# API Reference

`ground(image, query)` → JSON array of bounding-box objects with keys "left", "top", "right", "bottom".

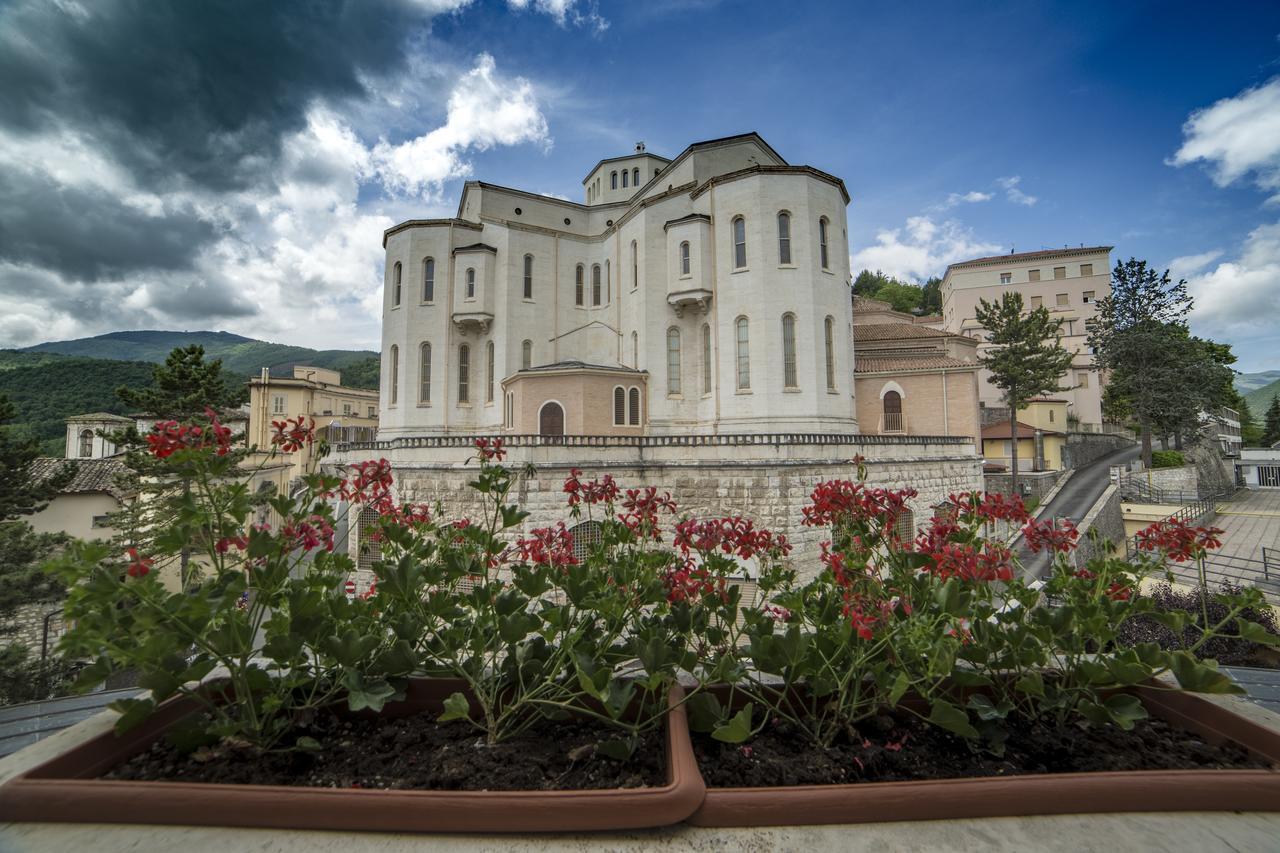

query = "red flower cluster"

[
  {"left": 619, "top": 487, "right": 678, "bottom": 538},
  {"left": 1073, "top": 568, "right": 1132, "bottom": 601},
  {"left": 281, "top": 514, "right": 335, "bottom": 553},
  {"left": 1134, "top": 519, "right": 1224, "bottom": 563},
  {"left": 844, "top": 595, "right": 880, "bottom": 641},
  {"left": 563, "top": 468, "right": 620, "bottom": 507},
  {"left": 270, "top": 416, "right": 316, "bottom": 452},
  {"left": 925, "top": 541, "right": 1015, "bottom": 582},
  {"left": 215, "top": 534, "right": 248, "bottom": 554},
  {"left": 125, "top": 547, "right": 152, "bottom": 578},
  {"left": 945, "top": 492, "right": 1031, "bottom": 525},
  {"left": 672, "top": 516, "right": 791, "bottom": 560},
  {"left": 475, "top": 437, "right": 506, "bottom": 461},
  {"left": 802, "top": 480, "right": 918, "bottom": 536},
  {"left": 1022, "top": 517, "right": 1079, "bottom": 554},
  {"left": 663, "top": 558, "right": 726, "bottom": 604},
  {"left": 147, "top": 408, "right": 234, "bottom": 459},
  {"left": 513, "top": 522, "right": 578, "bottom": 567},
  {"left": 379, "top": 501, "right": 432, "bottom": 529},
  {"left": 341, "top": 459, "right": 394, "bottom": 505}
]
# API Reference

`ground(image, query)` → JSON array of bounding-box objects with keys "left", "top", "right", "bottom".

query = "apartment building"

[
  {"left": 248, "top": 366, "right": 379, "bottom": 480},
  {"left": 941, "top": 246, "right": 1111, "bottom": 425}
]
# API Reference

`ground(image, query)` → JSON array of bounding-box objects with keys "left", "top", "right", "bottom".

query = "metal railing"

[{"left": 878, "top": 412, "right": 906, "bottom": 433}]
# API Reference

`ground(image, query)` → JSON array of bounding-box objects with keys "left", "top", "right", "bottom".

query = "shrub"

[
  {"left": 1151, "top": 450, "right": 1185, "bottom": 469},
  {"left": 1119, "top": 582, "right": 1280, "bottom": 666}
]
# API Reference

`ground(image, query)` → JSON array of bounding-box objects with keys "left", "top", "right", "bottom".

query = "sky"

[{"left": 2, "top": 0, "right": 1279, "bottom": 370}]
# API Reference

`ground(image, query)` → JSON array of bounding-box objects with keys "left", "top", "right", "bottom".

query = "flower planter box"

[
  {"left": 688, "top": 685, "right": 1280, "bottom": 827},
  {"left": 0, "top": 679, "right": 703, "bottom": 833}
]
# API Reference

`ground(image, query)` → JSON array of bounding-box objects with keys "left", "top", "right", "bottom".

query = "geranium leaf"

[
  {"left": 438, "top": 691, "right": 471, "bottom": 723},
  {"left": 927, "top": 699, "right": 978, "bottom": 739},
  {"left": 711, "top": 703, "right": 754, "bottom": 743}
]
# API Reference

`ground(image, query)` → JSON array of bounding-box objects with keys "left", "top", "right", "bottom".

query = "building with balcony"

[
  {"left": 248, "top": 366, "right": 379, "bottom": 481},
  {"left": 941, "top": 246, "right": 1111, "bottom": 424}
]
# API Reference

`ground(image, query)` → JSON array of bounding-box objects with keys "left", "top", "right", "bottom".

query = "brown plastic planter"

[
  {"left": 0, "top": 679, "right": 704, "bottom": 833},
  {"left": 689, "top": 685, "right": 1280, "bottom": 826}
]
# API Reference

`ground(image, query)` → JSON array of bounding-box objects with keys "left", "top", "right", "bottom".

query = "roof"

[
  {"left": 29, "top": 457, "right": 131, "bottom": 499},
  {"left": 664, "top": 213, "right": 711, "bottom": 231},
  {"left": 946, "top": 245, "right": 1113, "bottom": 272},
  {"left": 1026, "top": 397, "right": 1068, "bottom": 404},
  {"left": 581, "top": 149, "right": 672, "bottom": 184},
  {"left": 855, "top": 356, "right": 976, "bottom": 373},
  {"left": 453, "top": 242, "right": 498, "bottom": 255},
  {"left": 980, "top": 420, "right": 1064, "bottom": 439},
  {"left": 381, "top": 218, "right": 481, "bottom": 247},
  {"left": 852, "top": 323, "right": 953, "bottom": 342},
  {"left": 64, "top": 412, "right": 133, "bottom": 424},
  {"left": 516, "top": 360, "right": 644, "bottom": 375}
]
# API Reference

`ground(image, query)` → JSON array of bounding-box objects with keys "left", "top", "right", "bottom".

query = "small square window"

[
  {"left": 1028, "top": 269, "right": 1041, "bottom": 282},
  {"left": 1030, "top": 295, "right": 1043, "bottom": 309},
  {"left": 1082, "top": 290, "right": 1095, "bottom": 303},
  {"left": 1080, "top": 263, "right": 1093, "bottom": 276},
  {"left": 343, "top": 403, "right": 352, "bottom": 415},
  {"left": 271, "top": 395, "right": 286, "bottom": 415},
  {"left": 999, "top": 272, "right": 1011, "bottom": 284},
  {"left": 91, "top": 515, "right": 111, "bottom": 529},
  {"left": 1054, "top": 266, "right": 1066, "bottom": 279},
  {"left": 1056, "top": 292, "right": 1068, "bottom": 307},
  {"left": 1076, "top": 372, "right": 1090, "bottom": 388}
]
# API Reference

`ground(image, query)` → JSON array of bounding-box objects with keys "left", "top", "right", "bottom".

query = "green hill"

[
  {"left": 24, "top": 330, "right": 379, "bottom": 385},
  {"left": 1246, "top": 377, "right": 1280, "bottom": 418},
  {"left": 0, "top": 351, "right": 158, "bottom": 456}
]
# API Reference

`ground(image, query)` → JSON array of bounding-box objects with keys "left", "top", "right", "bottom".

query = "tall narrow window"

[
  {"left": 389, "top": 345, "right": 399, "bottom": 405},
  {"left": 735, "top": 317, "right": 750, "bottom": 390},
  {"left": 818, "top": 217, "right": 830, "bottom": 270},
  {"left": 486, "top": 341, "right": 495, "bottom": 403},
  {"left": 701, "top": 323, "right": 712, "bottom": 394},
  {"left": 465, "top": 267, "right": 476, "bottom": 298},
  {"left": 732, "top": 216, "right": 747, "bottom": 269},
  {"left": 777, "top": 212, "right": 791, "bottom": 264},
  {"left": 392, "top": 262, "right": 402, "bottom": 306},
  {"left": 419, "top": 342, "right": 431, "bottom": 404},
  {"left": 629, "top": 387, "right": 640, "bottom": 425},
  {"left": 79, "top": 429, "right": 93, "bottom": 458},
  {"left": 667, "top": 328, "right": 682, "bottom": 395},
  {"left": 631, "top": 240, "right": 638, "bottom": 290},
  {"left": 883, "top": 390, "right": 903, "bottom": 432},
  {"left": 610, "top": 171, "right": 618, "bottom": 189},
  {"left": 521, "top": 339, "right": 532, "bottom": 370},
  {"left": 631, "top": 331, "right": 638, "bottom": 366},
  {"left": 523, "top": 254, "right": 533, "bottom": 299},
  {"left": 592, "top": 264, "right": 602, "bottom": 305},
  {"left": 458, "top": 345, "right": 470, "bottom": 403},
  {"left": 575, "top": 264, "right": 584, "bottom": 306},
  {"left": 605, "top": 260, "right": 610, "bottom": 302},
  {"left": 679, "top": 241, "right": 690, "bottom": 276},
  {"left": 613, "top": 387, "right": 625, "bottom": 425},
  {"left": 824, "top": 316, "right": 836, "bottom": 391},
  {"left": 422, "top": 257, "right": 435, "bottom": 302},
  {"left": 621, "top": 170, "right": 628, "bottom": 188},
  {"left": 632, "top": 167, "right": 640, "bottom": 186},
  {"left": 782, "top": 313, "right": 798, "bottom": 388}
]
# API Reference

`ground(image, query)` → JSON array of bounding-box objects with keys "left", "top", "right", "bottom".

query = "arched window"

[
  {"left": 613, "top": 386, "right": 626, "bottom": 425},
  {"left": 819, "top": 217, "right": 830, "bottom": 270},
  {"left": 777, "top": 212, "right": 792, "bottom": 264},
  {"left": 782, "top": 313, "right": 798, "bottom": 389},
  {"left": 732, "top": 216, "right": 747, "bottom": 269},
  {"left": 735, "top": 317, "right": 750, "bottom": 390},
  {"left": 392, "top": 262, "right": 402, "bottom": 306},
  {"left": 458, "top": 344, "right": 470, "bottom": 403},
  {"left": 631, "top": 331, "right": 638, "bottom": 367},
  {"left": 667, "top": 327, "right": 682, "bottom": 395},
  {"left": 419, "top": 342, "right": 431, "bottom": 404},
  {"left": 633, "top": 167, "right": 640, "bottom": 186},
  {"left": 824, "top": 316, "right": 836, "bottom": 391},
  {"left": 422, "top": 257, "right": 435, "bottom": 302},
  {"left": 621, "top": 170, "right": 628, "bottom": 188},
  {"left": 575, "top": 264, "right": 584, "bottom": 306},
  {"left": 539, "top": 401, "right": 564, "bottom": 436},
  {"left": 605, "top": 260, "right": 611, "bottom": 302},
  {"left": 592, "top": 264, "right": 602, "bottom": 305},
  {"left": 679, "top": 241, "right": 690, "bottom": 276},
  {"left": 631, "top": 240, "right": 638, "bottom": 290},
  {"left": 486, "top": 341, "right": 495, "bottom": 403},
  {"left": 610, "top": 171, "right": 618, "bottom": 189},
  {"left": 523, "top": 254, "right": 533, "bottom": 299},
  {"left": 701, "top": 323, "right": 712, "bottom": 394},
  {"left": 883, "top": 389, "right": 903, "bottom": 432},
  {"left": 389, "top": 344, "right": 399, "bottom": 405},
  {"left": 78, "top": 429, "right": 93, "bottom": 458},
  {"left": 465, "top": 267, "right": 476, "bottom": 298},
  {"left": 521, "top": 339, "right": 532, "bottom": 370},
  {"left": 628, "top": 387, "right": 641, "bottom": 425}
]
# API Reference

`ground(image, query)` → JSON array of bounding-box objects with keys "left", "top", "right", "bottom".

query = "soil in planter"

[
  {"left": 693, "top": 711, "right": 1273, "bottom": 788},
  {"left": 104, "top": 712, "right": 666, "bottom": 791}
]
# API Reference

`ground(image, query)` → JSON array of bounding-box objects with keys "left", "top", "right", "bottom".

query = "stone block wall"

[
  {"left": 1070, "top": 484, "right": 1125, "bottom": 568},
  {"left": 2, "top": 600, "right": 66, "bottom": 658},
  {"left": 983, "top": 469, "right": 1065, "bottom": 502},
  {"left": 1134, "top": 465, "right": 1199, "bottom": 499},
  {"left": 1061, "top": 432, "right": 1134, "bottom": 470}
]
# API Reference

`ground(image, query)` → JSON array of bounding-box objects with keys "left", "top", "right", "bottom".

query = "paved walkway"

[{"left": 1214, "top": 489, "right": 1280, "bottom": 566}]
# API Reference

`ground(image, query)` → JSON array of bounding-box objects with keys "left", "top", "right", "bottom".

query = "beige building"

[
  {"left": 981, "top": 399, "right": 1070, "bottom": 472},
  {"left": 502, "top": 361, "right": 648, "bottom": 435},
  {"left": 27, "top": 457, "right": 131, "bottom": 541},
  {"left": 851, "top": 297, "right": 982, "bottom": 447},
  {"left": 249, "top": 366, "right": 379, "bottom": 481},
  {"left": 941, "top": 246, "right": 1111, "bottom": 424}
]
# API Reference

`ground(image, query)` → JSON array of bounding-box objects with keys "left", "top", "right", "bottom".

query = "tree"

[
  {"left": 974, "top": 292, "right": 1075, "bottom": 497},
  {"left": 1089, "top": 259, "right": 1234, "bottom": 466},
  {"left": 920, "top": 276, "right": 943, "bottom": 316},
  {"left": 1231, "top": 392, "right": 1263, "bottom": 447},
  {"left": 116, "top": 344, "right": 247, "bottom": 419},
  {"left": 1263, "top": 395, "right": 1280, "bottom": 447},
  {"left": 872, "top": 281, "right": 923, "bottom": 313}
]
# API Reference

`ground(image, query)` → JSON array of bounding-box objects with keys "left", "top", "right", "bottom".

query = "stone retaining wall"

[
  {"left": 1071, "top": 484, "right": 1125, "bottom": 568},
  {"left": 983, "top": 469, "right": 1065, "bottom": 502},
  {"left": 1061, "top": 432, "right": 1134, "bottom": 470}
]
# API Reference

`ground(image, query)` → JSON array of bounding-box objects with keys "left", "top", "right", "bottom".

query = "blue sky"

[{"left": 2, "top": 0, "right": 1279, "bottom": 370}]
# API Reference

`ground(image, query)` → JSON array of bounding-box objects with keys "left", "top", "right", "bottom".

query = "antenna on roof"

[
  {"left": 1010, "top": 245, "right": 1015, "bottom": 254},
  {"left": 635, "top": 141, "right": 646, "bottom": 153}
]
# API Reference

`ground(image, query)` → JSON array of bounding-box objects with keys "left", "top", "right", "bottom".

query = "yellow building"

[{"left": 981, "top": 400, "right": 1069, "bottom": 472}]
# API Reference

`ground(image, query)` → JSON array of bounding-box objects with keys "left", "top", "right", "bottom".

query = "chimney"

[{"left": 635, "top": 141, "right": 645, "bottom": 153}]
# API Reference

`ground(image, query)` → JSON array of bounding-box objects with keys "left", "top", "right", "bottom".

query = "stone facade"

[
  {"left": 1061, "top": 431, "right": 1134, "bottom": 470},
  {"left": 2, "top": 601, "right": 65, "bottom": 660},
  {"left": 1071, "top": 483, "right": 1125, "bottom": 568},
  {"left": 329, "top": 434, "right": 983, "bottom": 588},
  {"left": 983, "top": 469, "right": 1066, "bottom": 502}
]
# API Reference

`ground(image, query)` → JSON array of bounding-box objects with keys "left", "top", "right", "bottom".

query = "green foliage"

[
  {"left": 1243, "top": 377, "right": 1280, "bottom": 419},
  {"left": 0, "top": 643, "right": 82, "bottom": 706},
  {"left": 1151, "top": 450, "right": 1185, "bottom": 469},
  {"left": 337, "top": 356, "right": 380, "bottom": 391},
  {"left": 1263, "top": 395, "right": 1280, "bottom": 447},
  {"left": 116, "top": 345, "right": 247, "bottom": 420},
  {"left": 852, "top": 269, "right": 938, "bottom": 315}
]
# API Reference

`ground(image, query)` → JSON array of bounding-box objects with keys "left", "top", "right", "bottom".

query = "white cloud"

[
  {"left": 997, "top": 176, "right": 1037, "bottom": 206},
  {"left": 1170, "top": 77, "right": 1280, "bottom": 203},
  {"left": 1183, "top": 223, "right": 1280, "bottom": 341},
  {"left": 850, "top": 216, "right": 1001, "bottom": 283},
  {"left": 372, "top": 54, "right": 550, "bottom": 199},
  {"left": 506, "top": 0, "right": 608, "bottom": 32},
  {"left": 1168, "top": 249, "right": 1224, "bottom": 282},
  {"left": 934, "top": 190, "right": 993, "bottom": 211}
]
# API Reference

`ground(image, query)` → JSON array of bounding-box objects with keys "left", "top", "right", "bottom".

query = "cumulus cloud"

[
  {"left": 850, "top": 216, "right": 1001, "bottom": 282},
  {"left": 997, "top": 176, "right": 1037, "bottom": 206},
  {"left": 934, "top": 190, "right": 993, "bottom": 211},
  {"left": 1169, "top": 77, "right": 1280, "bottom": 203},
  {"left": 506, "top": 0, "right": 608, "bottom": 32},
  {"left": 1181, "top": 223, "right": 1280, "bottom": 341}
]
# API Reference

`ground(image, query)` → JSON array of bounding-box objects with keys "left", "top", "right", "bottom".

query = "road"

[{"left": 1017, "top": 443, "right": 1141, "bottom": 579}]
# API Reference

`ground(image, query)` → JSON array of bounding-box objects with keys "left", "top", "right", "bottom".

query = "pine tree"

[
  {"left": 1263, "top": 395, "right": 1280, "bottom": 447},
  {"left": 974, "top": 292, "right": 1075, "bottom": 497}
]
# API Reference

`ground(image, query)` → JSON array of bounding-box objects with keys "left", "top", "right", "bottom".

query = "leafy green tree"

[
  {"left": 1232, "top": 393, "right": 1263, "bottom": 448},
  {"left": 871, "top": 281, "right": 923, "bottom": 313},
  {"left": 853, "top": 269, "right": 893, "bottom": 298},
  {"left": 974, "top": 292, "right": 1075, "bottom": 496},
  {"left": 1263, "top": 395, "right": 1280, "bottom": 447},
  {"left": 920, "top": 276, "right": 943, "bottom": 316}
]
